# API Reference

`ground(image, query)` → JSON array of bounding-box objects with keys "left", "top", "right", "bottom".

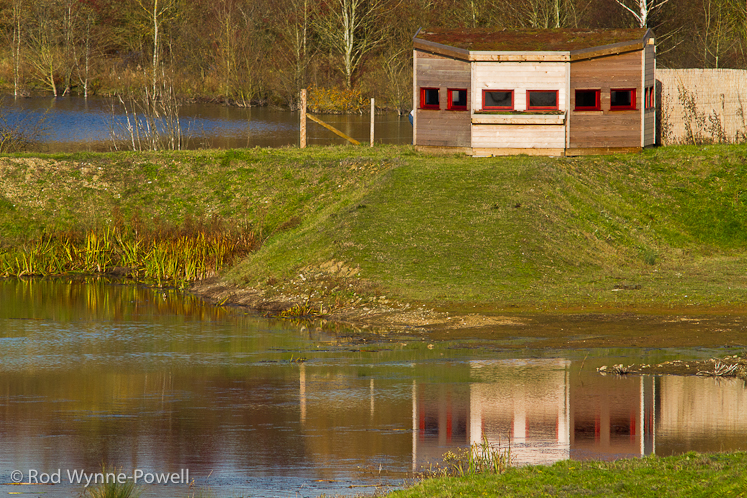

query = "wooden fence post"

[
  {"left": 300, "top": 89, "right": 307, "bottom": 149},
  {"left": 370, "top": 98, "right": 375, "bottom": 147}
]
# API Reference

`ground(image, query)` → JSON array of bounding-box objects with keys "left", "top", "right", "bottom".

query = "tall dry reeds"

[
  {"left": 0, "top": 225, "right": 258, "bottom": 288},
  {"left": 420, "top": 436, "right": 512, "bottom": 478}
]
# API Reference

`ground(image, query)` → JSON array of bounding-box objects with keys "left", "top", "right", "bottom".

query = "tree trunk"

[
  {"left": 152, "top": 0, "right": 159, "bottom": 98},
  {"left": 12, "top": 0, "right": 23, "bottom": 98}
]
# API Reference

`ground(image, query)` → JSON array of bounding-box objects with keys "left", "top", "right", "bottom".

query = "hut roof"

[{"left": 415, "top": 28, "right": 649, "bottom": 53}]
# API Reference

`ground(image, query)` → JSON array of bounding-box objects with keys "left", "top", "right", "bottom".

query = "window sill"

[
  {"left": 474, "top": 110, "right": 563, "bottom": 115},
  {"left": 472, "top": 112, "right": 566, "bottom": 125}
]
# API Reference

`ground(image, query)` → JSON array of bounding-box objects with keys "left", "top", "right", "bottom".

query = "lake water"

[
  {"left": 0, "top": 96, "right": 412, "bottom": 152},
  {"left": 1, "top": 278, "right": 746, "bottom": 497}
]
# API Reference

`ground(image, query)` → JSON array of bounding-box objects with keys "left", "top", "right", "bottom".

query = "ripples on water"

[
  {"left": 1, "top": 96, "right": 413, "bottom": 152},
  {"left": 0, "top": 277, "right": 746, "bottom": 497}
]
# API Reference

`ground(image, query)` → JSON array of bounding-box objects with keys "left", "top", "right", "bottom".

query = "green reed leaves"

[
  {"left": 420, "top": 436, "right": 512, "bottom": 479},
  {"left": 0, "top": 227, "right": 257, "bottom": 288}
]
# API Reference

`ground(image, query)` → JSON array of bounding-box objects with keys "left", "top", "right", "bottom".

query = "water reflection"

[
  {"left": 0, "top": 279, "right": 746, "bottom": 497},
  {"left": 414, "top": 361, "right": 747, "bottom": 467},
  {"left": 0, "top": 96, "right": 412, "bottom": 152}
]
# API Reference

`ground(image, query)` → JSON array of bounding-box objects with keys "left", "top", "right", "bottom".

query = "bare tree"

[
  {"left": 613, "top": 0, "right": 671, "bottom": 28},
  {"left": 26, "top": 0, "right": 63, "bottom": 96},
  {"left": 134, "top": 0, "right": 179, "bottom": 97},
  {"left": 505, "top": 0, "right": 587, "bottom": 28},
  {"left": 236, "top": 0, "right": 272, "bottom": 105},
  {"left": 696, "top": 0, "right": 741, "bottom": 67},
  {"left": 315, "top": 0, "right": 390, "bottom": 88},
  {"left": 10, "top": 0, "right": 24, "bottom": 97},
  {"left": 381, "top": 47, "right": 411, "bottom": 113},
  {"left": 211, "top": 0, "right": 239, "bottom": 98},
  {"left": 272, "top": 0, "right": 317, "bottom": 105},
  {"left": 76, "top": 7, "right": 97, "bottom": 98}
]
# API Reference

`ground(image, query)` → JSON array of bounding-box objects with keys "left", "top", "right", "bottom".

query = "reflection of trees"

[
  {"left": 0, "top": 369, "right": 309, "bottom": 472},
  {"left": 1, "top": 277, "right": 232, "bottom": 323},
  {"left": 298, "top": 372, "right": 412, "bottom": 477}
]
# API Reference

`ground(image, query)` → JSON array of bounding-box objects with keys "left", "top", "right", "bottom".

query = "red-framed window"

[
  {"left": 610, "top": 88, "right": 637, "bottom": 110},
  {"left": 447, "top": 88, "right": 468, "bottom": 110},
  {"left": 527, "top": 90, "right": 559, "bottom": 111},
  {"left": 574, "top": 89, "right": 600, "bottom": 111},
  {"left": 644, "top": 86, "right": 655, "bottom": 109},
  {"left": 482, "top": 90, "right": 513, "bottom": 110},
  {"left": 420, "top": 87, "right": 440, "bottom": 110}
]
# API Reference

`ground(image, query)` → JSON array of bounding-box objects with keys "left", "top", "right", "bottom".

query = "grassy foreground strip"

[
  {"left": 389, "top": 452, "right": 747, "bottom": 498},
  {"left": 1, "top": 145, "right": 746, "bottom": 310}
]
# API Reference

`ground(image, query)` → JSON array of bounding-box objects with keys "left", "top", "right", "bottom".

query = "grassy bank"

[
  {"left": 388, "top": 451, "right": 747, "bottom": 497},
  {"left": 1, "top": 145, "right": 746, "bottom": 311}
]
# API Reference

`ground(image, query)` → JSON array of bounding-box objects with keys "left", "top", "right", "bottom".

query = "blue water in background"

[{"left": 0, "top": 96, "right": 412, "bottom": 152}]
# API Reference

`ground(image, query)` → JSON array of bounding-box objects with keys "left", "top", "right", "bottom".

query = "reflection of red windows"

[
  {"left": 420, "top": 87, "right": 440, "bottom": 110},
  {"left": 527, "top": 90, "right": 559, "bottom": 110},
  {"left": 610, "top": 88, "right": 637, "bottom": 110},
  {"left": 575, "top": 89, "right": 600, "bottom": 111},
  {"left": 483, "top": 90, "right": 513, "bottom": 110},
  {"left": 447, "top": 88, "right": 468, "bottom": 110}
]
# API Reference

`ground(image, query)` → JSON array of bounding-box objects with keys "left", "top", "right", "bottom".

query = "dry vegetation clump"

[
  {"left": 598, "top": 354, "right": 747, "bottom": 378},
  {"left": 306, "top": 84, "right": 368, "bottom": 114}
]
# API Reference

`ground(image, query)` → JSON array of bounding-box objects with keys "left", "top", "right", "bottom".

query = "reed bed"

[
  {"left": 420, "top": 436, "right": 511, "bottom": 478},
  {"left": 0, "top": 227, "right": 257, "bottom": 288}
]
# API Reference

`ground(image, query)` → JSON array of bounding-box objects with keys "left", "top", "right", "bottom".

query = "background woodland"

[{"left": 1, "top": 0, "right": 747, "bottom": 112}]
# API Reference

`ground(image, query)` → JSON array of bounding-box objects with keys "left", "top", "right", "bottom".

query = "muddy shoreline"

[{"left": 189, "top": 278, "right": 747, "bottom": 351}]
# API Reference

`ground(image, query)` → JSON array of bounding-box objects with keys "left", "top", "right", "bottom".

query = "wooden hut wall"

[
  {"left": 568, "top": 51, "right": 643, "bottom": 150},
  {"left": 471, "top": 62, "right": 568, "bottom": 112},
  {"left": 471, "top": 62, "right": 568, "bottom": 150},
  {"left": 414, "top": 50, "right": 471, "bottom": 148},
  {"left": 644, "top": 42, "right": 656, "bottom": 146}
]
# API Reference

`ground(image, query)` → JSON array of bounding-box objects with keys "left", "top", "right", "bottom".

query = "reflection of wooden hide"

[
  {"left": 469, "top": 359, "right": 571, "bottom": 466},
  {"left": 656, "top": 376, "right": 747, "bottom": 454}
]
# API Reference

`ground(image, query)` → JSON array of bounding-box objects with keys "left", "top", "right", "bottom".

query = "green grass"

[
  {"left": 227, "top": 144, "right": 747, "bottom": 311},
  {"left": 387, "top": 451, "right": 747, "bottom": 498},
  {"left": 1, "top": 144, "right": 747, "bottom": 311}
]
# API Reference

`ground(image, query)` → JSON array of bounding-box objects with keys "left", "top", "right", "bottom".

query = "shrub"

[{"left": 306, "top": 84, "right": 367, "bottom": 114}]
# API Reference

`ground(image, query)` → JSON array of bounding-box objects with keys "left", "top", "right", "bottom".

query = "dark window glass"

[
  {"left": 575, "top": 90, "right": 599, "bottom": 109},
  {"left": 528, "top": 90, "right": 557, "bottom": 109},
  {"left": 484, "top": 91, "right": 512, "bottom": 109},
  {"left": 450, "top": 89, "right": 467, "bottom": 109},
  {"left": 611, "top": 90, "right": 633, "bottom": 108},
  {"left": 423, "top": 88, "right": 439, "bottom": 107}
]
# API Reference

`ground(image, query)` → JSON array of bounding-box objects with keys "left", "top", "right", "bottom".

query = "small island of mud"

[{"left": 598, "top": 355, "right": 747, "bottom": 379}]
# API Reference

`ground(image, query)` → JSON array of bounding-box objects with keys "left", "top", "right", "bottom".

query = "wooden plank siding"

[
  {"left": 418, "top": 111, "right": 472, "bottom": 147},
  {"left": 472, "top": 62, "right": 568, "bottom": 112},
  {"left": 644, "top": 42, "right": 656, "bottom": 146},
  {"left": 471, "top": 61, "right": 567, "bottom": 149},
  {"left": 569, "top": 50, "right": 643, "bottom": 149},
  {"left": 414, "top": 49, "right": 472, "bottom": 147},
  {"left": 472, "top": 124, "right": 566, "bottom": 149}
]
